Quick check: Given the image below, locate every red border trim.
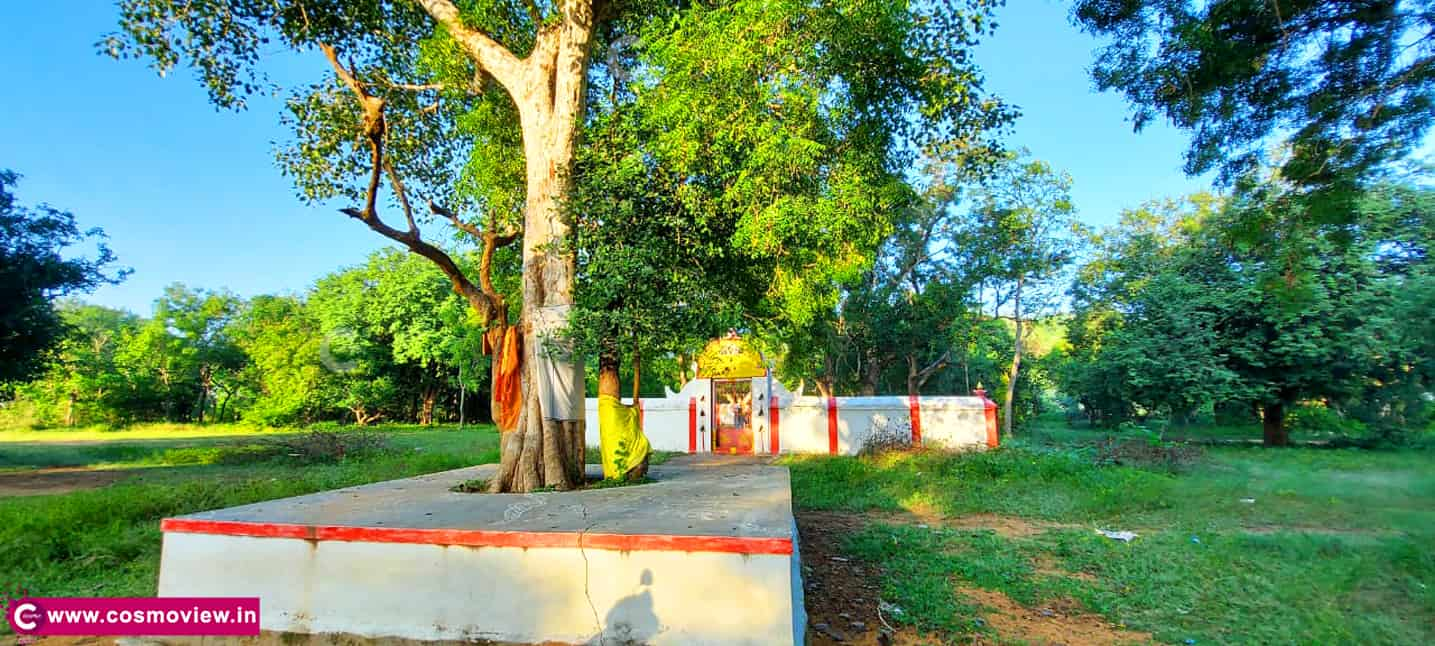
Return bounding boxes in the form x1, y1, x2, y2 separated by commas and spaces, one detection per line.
161, 518, 793, 556
826, 396, 839, 455
908, 395, 923, 445
687, 397, 697, 453
770, 404, 780, 455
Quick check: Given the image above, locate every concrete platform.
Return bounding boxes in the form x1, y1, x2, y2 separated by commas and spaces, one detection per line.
158, 456, 805, 645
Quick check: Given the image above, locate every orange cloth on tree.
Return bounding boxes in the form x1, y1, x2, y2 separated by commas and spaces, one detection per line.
494, 327, 523, 432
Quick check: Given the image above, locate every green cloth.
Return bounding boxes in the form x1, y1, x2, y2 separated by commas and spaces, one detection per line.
597, 394, 652, 480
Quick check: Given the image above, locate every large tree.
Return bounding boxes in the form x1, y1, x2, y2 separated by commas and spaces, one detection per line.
0, 171, 127, 385
1064, 179, 1435, 445
108, 0, 1012, 490
955, 152, 1076, 436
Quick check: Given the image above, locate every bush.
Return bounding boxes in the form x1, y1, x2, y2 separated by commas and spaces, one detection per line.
1287, 404, 1364, 438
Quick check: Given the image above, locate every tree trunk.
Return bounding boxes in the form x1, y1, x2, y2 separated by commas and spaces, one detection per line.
217, 389, 232, 423
907, 351, 951, 397
485, 10, 593, 493
417, 369, 439, 425
195, 365, 210, 424
599, 345, 621, 399
817, 355, 836, 398
419, 385, 437, 425
1262, 401, 1289, 447
860, 354, 881, 396
1004, 278, 1023, 436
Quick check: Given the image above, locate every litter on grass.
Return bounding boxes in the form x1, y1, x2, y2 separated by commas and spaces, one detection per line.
1097, 529, 1139, 542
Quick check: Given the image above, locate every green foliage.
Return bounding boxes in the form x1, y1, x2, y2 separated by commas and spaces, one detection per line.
7, 249, 490, 429
622, 0, 1014, 328
775, 153, 1075, 418
1074, 0, 1435, 213
305, 248, 487, 425
1061, 179, 1435, 442
789, 439, 1435, 643
0, 171, 128, 385
0, 423, 492, 601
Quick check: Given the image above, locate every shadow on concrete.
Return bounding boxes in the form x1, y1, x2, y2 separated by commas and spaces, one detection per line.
598, 569, 660, 645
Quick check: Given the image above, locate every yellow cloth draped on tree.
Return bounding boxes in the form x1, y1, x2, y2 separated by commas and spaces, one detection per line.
597, 394, 651, 480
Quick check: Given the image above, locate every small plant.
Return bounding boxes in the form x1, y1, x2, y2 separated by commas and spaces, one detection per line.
450, 479, 489, 493
587, 476, 656, 490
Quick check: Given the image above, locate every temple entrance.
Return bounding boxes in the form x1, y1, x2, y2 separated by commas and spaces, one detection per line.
712, 379, 755, 454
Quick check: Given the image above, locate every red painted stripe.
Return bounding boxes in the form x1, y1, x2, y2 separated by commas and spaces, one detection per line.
984, 397, 1000, 448
161, 518, 792, 555
688, 397, 697, 453
826, 396, 839, 455
909, 395, 922, 446
161, 518, 314, 540
770, 404, 780, 455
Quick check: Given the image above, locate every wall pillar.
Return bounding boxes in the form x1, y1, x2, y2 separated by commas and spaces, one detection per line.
974, 388, 999, 448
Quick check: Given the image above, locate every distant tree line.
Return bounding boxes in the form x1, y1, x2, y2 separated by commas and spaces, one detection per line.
4, 250, 489, 428
1056, 175, 1435, 445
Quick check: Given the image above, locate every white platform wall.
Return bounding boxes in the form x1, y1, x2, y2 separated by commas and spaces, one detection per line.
585, 380, 996, 456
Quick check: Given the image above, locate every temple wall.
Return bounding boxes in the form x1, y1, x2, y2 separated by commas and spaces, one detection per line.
584, 389, 995, 456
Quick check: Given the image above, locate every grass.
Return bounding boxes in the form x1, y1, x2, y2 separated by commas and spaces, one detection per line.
782, 437, 1435, 644
0, 422, 501, 603
0, 421, 676, 605
4, 420, 1431, 643
0, 423, 497, 472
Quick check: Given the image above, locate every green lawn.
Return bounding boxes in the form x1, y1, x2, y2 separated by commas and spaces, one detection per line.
0, 423, 500, 602
3, 422, 1431, 643
783, 440, 1435, 644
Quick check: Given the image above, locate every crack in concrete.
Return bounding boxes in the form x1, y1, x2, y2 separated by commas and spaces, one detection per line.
577, 504, 606, 645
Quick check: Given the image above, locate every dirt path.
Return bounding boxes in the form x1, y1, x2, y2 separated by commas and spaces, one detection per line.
0, 467, 128, 497
797, 510, 1153, 645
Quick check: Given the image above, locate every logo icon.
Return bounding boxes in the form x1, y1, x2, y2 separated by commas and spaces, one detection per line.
10, 600, 41, 633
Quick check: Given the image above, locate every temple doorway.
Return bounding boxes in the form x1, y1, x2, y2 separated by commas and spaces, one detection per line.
713, 378, 754, 454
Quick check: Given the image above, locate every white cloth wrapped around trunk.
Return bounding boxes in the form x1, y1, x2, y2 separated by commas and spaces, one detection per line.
531, 304, 585, 421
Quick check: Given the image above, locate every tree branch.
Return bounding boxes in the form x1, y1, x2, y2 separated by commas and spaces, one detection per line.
522, 0, 544, 26
431, 199, 484, 238
907, 349, 952, 392
429, 200, 520, 323
321, 42, 500, 326
416, 0, 525, 95
384, 161, 419, 236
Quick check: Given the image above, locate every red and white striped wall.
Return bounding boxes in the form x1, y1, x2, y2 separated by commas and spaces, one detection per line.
585, 387, 998, 456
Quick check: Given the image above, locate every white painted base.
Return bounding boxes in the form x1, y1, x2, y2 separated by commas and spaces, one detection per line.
159, 533, 800, 645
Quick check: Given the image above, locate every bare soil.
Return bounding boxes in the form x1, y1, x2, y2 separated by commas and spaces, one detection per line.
958, 587, 1153, 646
0, 467, 127, 497
797, 511, 1151, 645
797, 511, 943, 645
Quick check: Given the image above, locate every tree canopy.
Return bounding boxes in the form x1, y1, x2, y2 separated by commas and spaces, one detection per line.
0, 171, 128, 385
1075, 0, 1435, 217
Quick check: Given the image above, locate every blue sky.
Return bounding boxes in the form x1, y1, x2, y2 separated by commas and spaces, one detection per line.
1, 0, 1209, 315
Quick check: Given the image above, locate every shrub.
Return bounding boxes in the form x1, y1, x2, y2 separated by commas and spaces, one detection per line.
1287, 404, 1364, 438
